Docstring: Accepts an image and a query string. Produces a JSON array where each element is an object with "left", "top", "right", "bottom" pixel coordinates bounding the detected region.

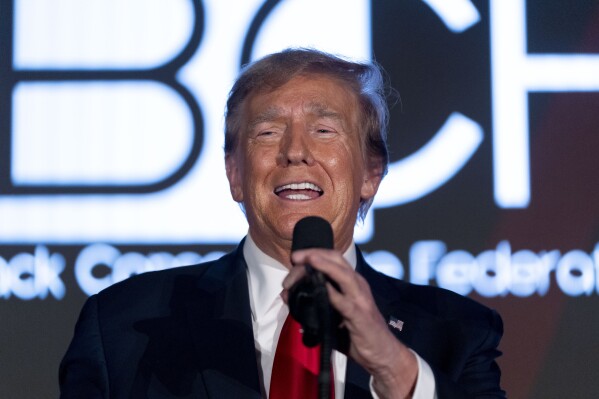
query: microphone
[{"left": 288, "top": 216, "right": 339, "bottom": 347}]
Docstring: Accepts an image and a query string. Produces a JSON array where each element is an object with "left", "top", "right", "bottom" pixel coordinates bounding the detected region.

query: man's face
[{"left": 226, "top": 74, "right": 381, "bottom": 256}]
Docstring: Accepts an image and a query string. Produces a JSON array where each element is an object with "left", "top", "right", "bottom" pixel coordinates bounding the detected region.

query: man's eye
[
  {"left": 318, "top": 127, "right": 338, "bottom": 134},
  {"left": 315, "top": 128, "right": 337, "bottom": 136}
]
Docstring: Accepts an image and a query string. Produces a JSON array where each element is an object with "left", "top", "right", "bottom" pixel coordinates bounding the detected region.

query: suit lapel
[
  {"left": 354, "top": 247, "right": 432, "bottom": 345},
  {"left": 183, "top": 241, "right": 262, "bottom": 398},
  {"left": 344, "top": 358, "right": 373, "bottom": 398},
  {"left": 351, "top": 248, "right": 460, "bottom": 388},
  {"left": 344, "top": 248, "right": 422, "bottom": 398}
]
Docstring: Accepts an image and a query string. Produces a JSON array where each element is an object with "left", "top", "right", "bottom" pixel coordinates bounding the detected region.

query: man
[{"left": 60, "top": 48, "right": 504, "bottom": 398}]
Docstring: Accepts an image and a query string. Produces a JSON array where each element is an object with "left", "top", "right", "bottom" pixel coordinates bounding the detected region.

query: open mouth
[{"left": 274, "top": 182, "right": 323, "bottom": 200}]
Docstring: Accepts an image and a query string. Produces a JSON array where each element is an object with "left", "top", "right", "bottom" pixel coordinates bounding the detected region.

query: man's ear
[
  {"left": 360, "top": 157, "right": 384, "bottom": 202},
  {"left": 225, "top": 153, "right": 244, "bottom": 202}
]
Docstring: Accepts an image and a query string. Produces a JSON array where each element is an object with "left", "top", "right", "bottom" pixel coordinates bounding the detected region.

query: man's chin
[
  {"left": 248, "top": 211, "right": 332, "bottom": 248},
  {"left": 282, "top": 212, "right": 329, "bottom": 229},
  {"left": 263, "top": 215, "right": 310, "bottom": 239}
]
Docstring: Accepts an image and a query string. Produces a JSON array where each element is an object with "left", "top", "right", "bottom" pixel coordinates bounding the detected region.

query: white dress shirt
[{"left": 243, "top": 234, "right": 436, "bottom": 398}]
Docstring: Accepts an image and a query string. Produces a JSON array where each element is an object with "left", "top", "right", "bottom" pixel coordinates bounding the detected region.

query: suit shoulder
[
  {"left": 97, "top": 261, "right": 207, "bottom": 297},
  {"left": 408, "top": 282, "right": 498, "bottom": 320},
  {"left": 371, "top": 268, "right": 501, "bottom": 329},
  {"left": 93, "top": 251, "right": 237, "bottom": 311}
]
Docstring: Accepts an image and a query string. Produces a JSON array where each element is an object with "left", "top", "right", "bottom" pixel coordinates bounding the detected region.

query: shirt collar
[
  {"left": 244, "top": 234, "right": 289, "bottom": 321},
  {"left": 243, "top": 233, "right": 357, "bottom": 321}
]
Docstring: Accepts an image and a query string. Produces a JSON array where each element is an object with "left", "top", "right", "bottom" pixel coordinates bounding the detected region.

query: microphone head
[
  {"left": 289, "top": 216, "right": 338, "bottom": 347},
  {"left": 292, "top": 216, "right": 334, "bottom": 251}
]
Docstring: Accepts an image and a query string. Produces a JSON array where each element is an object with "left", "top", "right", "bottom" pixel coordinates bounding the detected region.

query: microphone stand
[
  {"left": 316, "top": 278, "right": 334, "bottom": 399},
  {"left": 290, "top": 266, "right": 336, "bottom": 399}
]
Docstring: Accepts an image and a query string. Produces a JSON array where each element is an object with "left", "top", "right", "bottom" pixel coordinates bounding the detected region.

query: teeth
[
  {"left": 275, "top": 182, "right": 323, "bottom": 193},
  {"left": 287, "top": 194, "right": 311, "bottom": 200}
]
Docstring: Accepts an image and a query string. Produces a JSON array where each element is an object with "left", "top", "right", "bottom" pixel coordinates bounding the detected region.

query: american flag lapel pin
[{"left": 388, "top": 316, "right": 404, "bottom": 332}]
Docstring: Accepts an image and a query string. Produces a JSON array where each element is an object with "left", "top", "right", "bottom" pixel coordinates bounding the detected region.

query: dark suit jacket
[{"left": 59, "top": 241, "right": 505, "bottom": 398}]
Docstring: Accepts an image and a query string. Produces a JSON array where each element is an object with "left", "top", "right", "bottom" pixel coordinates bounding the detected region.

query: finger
[
  {"left": 292, "top": 249, "right": 350, "bottom": 271},
  {"left": 291, "top": 249, "right": 357, "bottom": 289},
  {"left": 326, "top": 276, "right": 374, "bottom": 318},
  {"left": 280, "top": 288, "right": 289, "bottom": 304},
  {"left": 301, "top": 251, "right": 363, "bottom": 297},
  {"left": 325, "top": 281, "right": 353, "bottom": 316},
  {"left": 282, "top": 263, "right": 307, "bottom": 290}
]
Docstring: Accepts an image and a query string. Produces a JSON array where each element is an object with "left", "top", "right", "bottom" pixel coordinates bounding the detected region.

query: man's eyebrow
[
  {"left": 246, "top": 102, "right": 345, "bottom": 131},
  {"left": 247, "top": 106, "right": 283, "bottom": 130},
  {"left": 305, "top": 102, "right": 344, "bottom": 120}
]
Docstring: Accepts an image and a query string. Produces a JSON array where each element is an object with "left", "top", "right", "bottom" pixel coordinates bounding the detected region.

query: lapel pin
[{"left": 388, "top": 316, "right": 404, "bottom": 332}]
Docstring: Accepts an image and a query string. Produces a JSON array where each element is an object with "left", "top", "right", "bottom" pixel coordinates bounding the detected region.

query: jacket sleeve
[
  {"left": 433, "top": 309, "right": 505, "bottom": 399},
  {"left": 59, "top": 295, "right": 110, "bottom": 399}
]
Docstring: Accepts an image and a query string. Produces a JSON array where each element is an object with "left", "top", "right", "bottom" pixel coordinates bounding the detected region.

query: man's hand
[{"left": 282, "top": 248, "right": 419, "bottom": 399}]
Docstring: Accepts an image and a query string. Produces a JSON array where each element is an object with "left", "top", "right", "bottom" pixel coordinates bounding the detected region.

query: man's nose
[{"left": 277, "top": 125, "right": 314, "bottom": 166}]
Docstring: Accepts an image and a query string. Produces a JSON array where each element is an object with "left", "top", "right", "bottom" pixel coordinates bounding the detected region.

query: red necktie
[{"left": 270, "top": 315, "right": 335, "bottom": 399}]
